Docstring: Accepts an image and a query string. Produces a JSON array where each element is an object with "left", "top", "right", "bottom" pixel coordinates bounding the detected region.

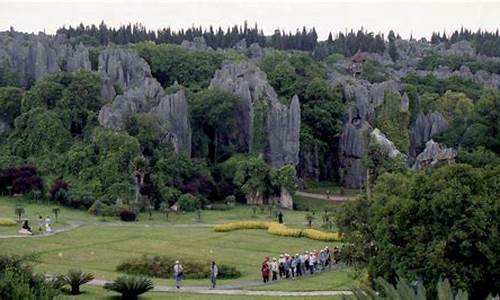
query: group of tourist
[
  {"left": 18, "top": 216, "right": 52, "bottom": 235},
  {"left": 260, "top": 246, "right": 341, "bottom": 283}
]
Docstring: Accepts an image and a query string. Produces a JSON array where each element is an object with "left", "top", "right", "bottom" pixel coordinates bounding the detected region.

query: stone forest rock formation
[
  {"left": 210, "top": 62, "right": 300, "bottom": 167},
  {"left": 97, "top": 49, "right": 191, "bottom": 154}
]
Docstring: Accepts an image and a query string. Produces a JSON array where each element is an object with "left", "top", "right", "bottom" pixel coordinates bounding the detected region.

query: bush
[
  {"left": 214, "top": 221, "right": 274, "bottom": 232},
  {"left": 0, "top": 166, "right": 43, "bottom": 195},
  {"left": 177, "top": 193, "right": 201, "bottom": 212},
  {"left": 0, "top": 255, "right": 60, "bottom": 299},
  {"left": 214, "top": 221, "right": 342, "bottom": 242},
  {"left": 119, "top": 208, "right": 137, "bottom": 222},
  {"left": 104, "top": 275, "right": 153, "bottom": 300},
  {"left": 116, "top": 255, "right": 241, "bottom": 280},
  {"left": 49, "top": 179, "right": 69, "bottom": 199},
  {"left": 0, "top": 217, "right": 17, "bottom": 226},
  {"left": 59, "top": 269, "right": 94, "bottom": 295}
]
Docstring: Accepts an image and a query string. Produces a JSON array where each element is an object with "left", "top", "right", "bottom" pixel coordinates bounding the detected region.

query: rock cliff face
[
  {"left": 370, "top": 128, "right": 402, "bottom": 158},
  {"left": 409, "top": 112, "right": 449, "bottom": 162},
  {"left": 0, "top": 31, "right": 90, "bottom": 87},
  {"left": 338, "top": 80, "right": 402, "bottom": 188},
  {"left": 97, "top": 49, "right": 191, "bottom": 154},
  {"left": 413, "top": 139, "right": 457, "bottom": 170},
  {"left": 210, "top": 62, "right": 300, "bottom": 167}
]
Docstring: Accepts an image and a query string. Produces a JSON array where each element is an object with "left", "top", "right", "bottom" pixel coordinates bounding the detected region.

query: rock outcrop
[
  {"left": 0, "top": 31, "right": 91, "bottom": 87},
  {"left": 97, "top": 49, "right": 191, "bottom": 154},
  {"left": 338, "top": 80, "right": 402, "bottom": 188},
  {"left": 413, "top": 139, "right": 457, "bottom": 170},
  {"left": 210, "top": 62, "right": 300, "bottom": 167},
  {"left": 409, "top": 111, "right": 448, "bottom": 161},
  {"left": 180, "top": 37, "right": 212, "bottom": 51},
  {"left": 370, "top": 128, "right": 402, "bottom": 158}
]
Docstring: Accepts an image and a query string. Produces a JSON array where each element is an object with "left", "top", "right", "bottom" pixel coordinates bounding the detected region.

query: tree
[
  {"left": 270, "top": 165, "right": 297, "bottom": 193},
  {"left": 231, "top": 155, "right": 269, "bottom": 204},
  {"left": 0, "top": 87, "right": 23, "bottom": 127},
  {"left": 14, "top": 204, "right": 24, "bottom": 222},
  {"left": 388, "top": 30, "right": 399, "bottom": 62},
  {"left": 52, "top": 207, "right": 60, "bottom": 223},
  {"left": 159, "top": 202, "right": 170, "bottom": 220},
  {"left": 126, "top": 114, "right": 167, "bottom": 157},
  {"left": 9, "top": 108, "right": 72, "bottom": 158},
  {"left": 131, "top": 156, "right": 149, "bottom": 203},
  {"left": 337, "top": 165, "right": 500, "bottom": 298},
  {"left": 189, "top": 88, "right": 240, "bottom": 162}
]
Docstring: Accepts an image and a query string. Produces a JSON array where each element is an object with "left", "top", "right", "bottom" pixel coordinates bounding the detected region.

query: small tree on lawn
[
  {"left": 52, "top": 207, "right": 60, "bottom": 222},
  {"left": 159, "top": 202, "right": 170, "bottom": 221},
  {"left": 14, "top": 204, "right": 25, "bottom": 222},
  {"left": 147, "top": 204, "right": 154, "bottom": 220},
  {"left": 305, "top": 213, "right": 315, "bottom": 228}
]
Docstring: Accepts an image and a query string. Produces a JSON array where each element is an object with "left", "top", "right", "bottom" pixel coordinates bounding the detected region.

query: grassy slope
[{"left": 0, "top": 196, "right": 357, "bottom": 296}]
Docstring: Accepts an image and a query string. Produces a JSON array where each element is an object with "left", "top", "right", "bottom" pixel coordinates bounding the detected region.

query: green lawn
[{"left": 0, "top": 196, "right": 357, "bottom": 298}]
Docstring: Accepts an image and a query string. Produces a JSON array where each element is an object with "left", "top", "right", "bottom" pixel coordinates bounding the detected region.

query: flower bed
[
  {"left": 0, "top": 218, "right": 17, "bottom": 226},
  {"left": 214, "top": 221, "right": 341, "bottom": 242}
]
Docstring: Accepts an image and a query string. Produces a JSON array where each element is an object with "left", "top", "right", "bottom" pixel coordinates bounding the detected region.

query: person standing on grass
[
  {"left": 261, "top": 257, "right": 270, "bottom": 283},
  {"left": 210, "top": 261, "right": 218, "bottom": 288},
  {"left": 173, "top": 260, "right": 183, "bottom": 289},
  {"left": 37, "top": 216, "right": 44, "bottom": 234},
  {"left": 271, "top": 258, "right": 278, "bottom": 281},
  {"left": 277, "top": 211, "right": 283, "bottom": 224}
]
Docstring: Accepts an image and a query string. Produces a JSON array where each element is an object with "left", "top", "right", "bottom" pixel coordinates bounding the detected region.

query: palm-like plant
[
  {"left": 61, "top": 269, "right": 94, "bottom": 295},
  {"left": 104, "top": 275, "right": 154, "bottom": 300},
  {"left": 14, "top": 205, "right": 25, "bottom": 222},
  {"left": 52, "top": 207, "right": 60, "bottom": 222},
  {"left": 343, "top": 278, "right": 470, "bottom": 300}
]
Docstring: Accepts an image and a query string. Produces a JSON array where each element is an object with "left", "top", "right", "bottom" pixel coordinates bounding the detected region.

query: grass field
[{"left": 0, "top": 196, "right": 358, "bottom": 299}]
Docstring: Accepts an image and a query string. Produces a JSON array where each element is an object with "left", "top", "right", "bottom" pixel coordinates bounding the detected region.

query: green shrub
[
  {"left": 0, "top": 255, "right": 60, "bottom": 299},
  {"left": 104, "top": 275, "right": 153, "bottom": 300},
  {"left": 116, "top": 255, "right": 241, "bottom": 280},
  {"left": 177, "top": 193, "right": 201, "bottom": 212},
  {"left": 59, "top": 269, "right": 94, "bottom": 295}
]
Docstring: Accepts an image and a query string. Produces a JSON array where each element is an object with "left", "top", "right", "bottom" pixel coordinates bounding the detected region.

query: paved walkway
[
  {"left": 296, "top": 191, "right": 353, "bottom": 202},
  {"left": 0, "top": 221, "right": 84, "bottom": 239},
  {"left": 89, "top": 279, "right": 352, "bottom": 296}
]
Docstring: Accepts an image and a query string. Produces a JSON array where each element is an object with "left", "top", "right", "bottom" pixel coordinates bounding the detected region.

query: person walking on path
[
  {"left": 173, "top": 260, "right": 183, "bottom": 289},
  {"left": 45, "top": 216, "right": 52, "bottom": 233},
  {"left": 209, "top": 261, "right": 218, "bottom": 289},
  {"left": 270, "top": 258, "right": 278, "bottom": 281},
  {"left": 295, "top": 253, "right": 302, "bottom": 277},
  {"left": 291, "top": 254, "right": 298, "bottom": 278},
  {"left": 261, "top": 257, "right": 270, "bottom": 283}
]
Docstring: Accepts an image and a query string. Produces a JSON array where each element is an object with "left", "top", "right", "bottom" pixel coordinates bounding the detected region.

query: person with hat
[
  {"left": 261, "top": 257, "right": 270, "bottom": 283},
  {"left": 291, "top": 253, "right": 298, "bottom": 278},
  {"left": 173, "top": 260, "right": 183, "bottom": 289},
  {"left": 278, "top": 254, "right": 285, "bottom": 278},
  {"left": 284, "top": 254, "right": 291, "bottom": 278},
  {"left": 270, "top": 257, "right": 279, "bottom": 281}
]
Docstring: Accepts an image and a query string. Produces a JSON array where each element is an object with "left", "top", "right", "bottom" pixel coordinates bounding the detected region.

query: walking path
[
  {"left": 296, "top": 191, "right": 353, "bottom": 202},
  {"left": 88, "top": 278, "right": 353, "bottom": 296},
  {"left": 0, "top": 221, "right": 85, "bottom": 239}
]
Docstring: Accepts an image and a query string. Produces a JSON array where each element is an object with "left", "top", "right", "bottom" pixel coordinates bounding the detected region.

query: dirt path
[
  {"left": 88, "top": 278, "right": 352, "bottom": 296},
  {"left": 296, "top": 191, "right": 353, "bottom": 202}
]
